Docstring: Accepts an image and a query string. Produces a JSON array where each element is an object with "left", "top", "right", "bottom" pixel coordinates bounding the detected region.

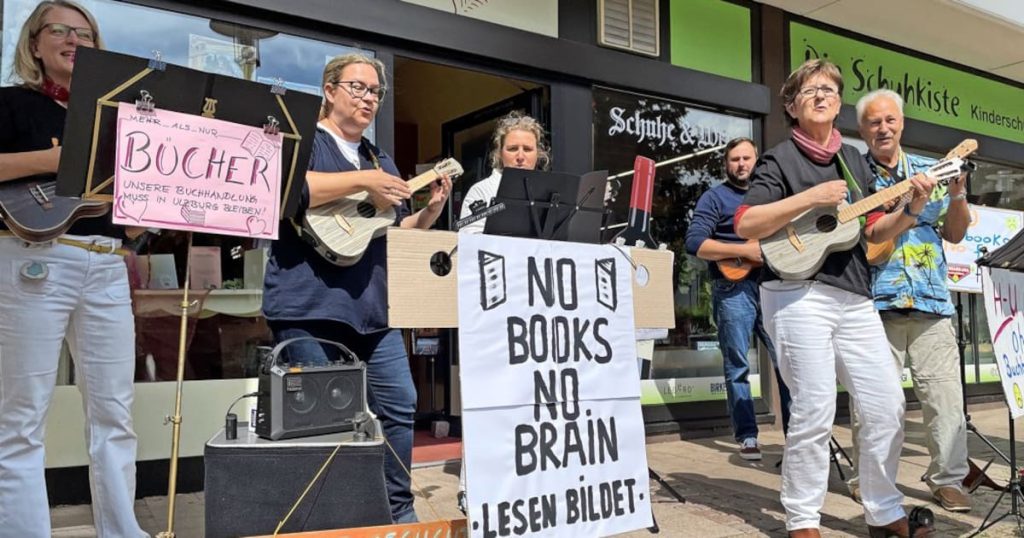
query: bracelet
[
  {"left": 950, "top": 193, "right": 967, "bottom": 202},
  {"left": 903, "top": 204, "right": 921, "bottom": 218}
]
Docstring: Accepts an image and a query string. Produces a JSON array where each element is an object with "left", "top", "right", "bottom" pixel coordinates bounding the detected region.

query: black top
[
  {"left": 0, "top": 85, "right": 118, "bottom": 237},
  {"left": 261, "top": 127, "right": 410, "bottom": 332},
  {"left": 743, "top": 139, "right": 876, "bottom": 298}
]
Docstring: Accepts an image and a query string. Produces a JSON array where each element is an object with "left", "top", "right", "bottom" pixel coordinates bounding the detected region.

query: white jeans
[
  {"left": 760, "top": 281, "right": 906, "bottom": 530},
  {"left": 0, "top": 236, "right": 145, "bottom": 537}
]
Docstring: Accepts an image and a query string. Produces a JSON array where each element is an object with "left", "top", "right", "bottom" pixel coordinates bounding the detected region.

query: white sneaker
[{"left": 739, "top": 438, "right": 762, "bottom": 461}]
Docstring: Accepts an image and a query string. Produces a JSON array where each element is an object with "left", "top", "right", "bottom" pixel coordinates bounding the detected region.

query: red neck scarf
[
  {"left": 40, "top": 78, "right": 70, "bottom": 103},
  {"left": 791, "top": 126, "right": 842, "bottom": 165}
]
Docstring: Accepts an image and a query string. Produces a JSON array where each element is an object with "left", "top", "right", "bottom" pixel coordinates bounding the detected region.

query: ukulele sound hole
[
  {"left": 357, "top": 202, "right": 377, "bottom": 219},
  {"left": 815, "top": 214, "right": 838, "bottom": 233}
]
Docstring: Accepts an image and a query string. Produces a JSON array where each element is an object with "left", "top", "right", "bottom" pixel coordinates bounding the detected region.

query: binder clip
[
  {"left": 263, "top": 115, "right": 280, "bottom": 136},
  {"left": 270, "top": 77, "right": 286, "bottom": 96},
  {"left": 135, "top": 90, "right": 155, "bottom": 113},
  {"left": 147, "top": 50, "right": 166, "bottom": 72}
]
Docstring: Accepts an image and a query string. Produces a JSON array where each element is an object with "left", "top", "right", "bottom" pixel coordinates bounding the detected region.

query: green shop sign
[{"left": 790, "top": 22, "right": 1024, "bottom": 144}]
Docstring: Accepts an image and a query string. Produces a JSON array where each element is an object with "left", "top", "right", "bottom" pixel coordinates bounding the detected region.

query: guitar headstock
[
  {"left": 944, "top": 139, "right": 978, "bottom": 161},
  {"left": 434, "top": 158, "right": 464, "bottom": 179},
  {"left": 926, "top": 158, "right": 966, "bottom": 186},
  {"left": 924, "top": 139, "right": 977, "bottom": 186}
]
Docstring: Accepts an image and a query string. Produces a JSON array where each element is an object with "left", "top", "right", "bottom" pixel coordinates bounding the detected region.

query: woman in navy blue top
[{"left": 262, "top": 53, "right": 452, "bottom": 524}]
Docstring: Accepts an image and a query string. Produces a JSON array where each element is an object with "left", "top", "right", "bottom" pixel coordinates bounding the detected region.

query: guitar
[
  {"left": 865, "top": 145, "right": 973, "bottom": 265},
  {"left": 716, "top": 240, "right": 762, "bottom": 282},
  {"left": 303, "top": 158, "right": 463, "bottom": 266},
  {"left": 0, "top": 178, "right": 110, "bottom": 243},
  {"left": 761, "top": 139, "right": 977, "bottom": 281}
]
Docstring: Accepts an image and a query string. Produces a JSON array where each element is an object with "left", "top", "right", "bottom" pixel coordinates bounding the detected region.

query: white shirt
[
  {"left": 458, "top": 169, "right": 503, "bottom": 234},
  {"left": 319, "top": 125, "right": 361, "bottom": 168}
]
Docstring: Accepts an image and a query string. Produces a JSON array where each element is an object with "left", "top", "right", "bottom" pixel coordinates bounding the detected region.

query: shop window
[
  {"left": 593, "top": 86, "right": 755, "bottom": 407},
  {"left": 598, "top": 0, "right": 660, "bottom": 57},
  {"left": 2, "top": 0, "right": 373, "bottom": 383}
]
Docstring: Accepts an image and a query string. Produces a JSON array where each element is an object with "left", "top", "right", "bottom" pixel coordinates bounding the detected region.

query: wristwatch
[
  {"left": 950, "top": 193, "right": 967, "bottom": 202},
  {"left": 903, "top": 204, "right": 921, "bottom": 218}
]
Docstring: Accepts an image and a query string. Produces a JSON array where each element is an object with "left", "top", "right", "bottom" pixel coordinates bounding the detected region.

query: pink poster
[{"left": 112, "top": 102, "right": 282, "bottom": 239}]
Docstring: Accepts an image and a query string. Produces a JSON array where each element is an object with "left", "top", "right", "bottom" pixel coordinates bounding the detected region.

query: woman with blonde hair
[
  {"left": 0, "top": 1, "right": 146, "bottom": 536},
  {"left": 457, "top": 110, "right": 550, "bottom": 234}
]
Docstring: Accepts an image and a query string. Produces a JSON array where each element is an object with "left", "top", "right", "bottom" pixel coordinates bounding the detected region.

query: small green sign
[
  {"left": 670, "top": 0, "right": 752, "bottom": 82},
  {"left": 790, "top": 22, "right": 1024, "bottom": 144}
]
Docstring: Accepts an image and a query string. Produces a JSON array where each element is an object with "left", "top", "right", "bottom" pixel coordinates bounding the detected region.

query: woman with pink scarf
[{"left": 734, "top": 59, "right": 936, "bottom": 538}]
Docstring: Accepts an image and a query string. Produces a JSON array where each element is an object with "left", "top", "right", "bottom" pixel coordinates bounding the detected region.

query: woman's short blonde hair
[
  {"left": 321, "top": 53, "right": 387, "bottom": 119},
  {"left": 780, "top": 59, "right": 843, "bottom": 126},
  {"left": 12, "top": 0, "right": 103, "bottom": 90},
  {"left": 488, "top": 111, "right": 551, "bottom": 171}
]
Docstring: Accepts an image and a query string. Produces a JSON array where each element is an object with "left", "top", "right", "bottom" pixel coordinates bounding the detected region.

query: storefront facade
[{"left": 1, "top": 0, "right": 1020, "bottom": 500}]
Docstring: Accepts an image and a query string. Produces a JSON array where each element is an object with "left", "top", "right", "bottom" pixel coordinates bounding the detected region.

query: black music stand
[
  {"left": 484, "top": 168, "right": 607, "bottom": 243},
  {"left": 971, "top": 230, "right": 1024, "bottom": 537}
]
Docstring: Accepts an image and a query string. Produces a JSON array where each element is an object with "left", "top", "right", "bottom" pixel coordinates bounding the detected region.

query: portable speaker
[{"left": 255, "top": 337, "right": 368, "bottom": 440}]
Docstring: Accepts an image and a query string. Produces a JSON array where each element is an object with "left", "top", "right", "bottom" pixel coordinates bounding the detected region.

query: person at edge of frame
[{"left": 0, "top": 1, "right": 147, "bottom": 536}]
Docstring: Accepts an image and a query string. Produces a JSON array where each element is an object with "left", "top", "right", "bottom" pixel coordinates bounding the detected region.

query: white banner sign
[
  {"left": 945, "top": 205, "right": 1023, "bottom": 293},
  {"left": 457, "top": 234, "right": 652, "bottom": 538},
  {"left": 980, "top": 267, "right": 1024, "bottom": 419}
]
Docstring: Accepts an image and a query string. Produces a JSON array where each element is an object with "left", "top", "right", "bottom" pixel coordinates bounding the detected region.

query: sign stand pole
[
  {"left": 970, "top": 408, "right": 1024, "bottom": 536},
  {"left": 156, "top": 231, "right": 193, "bottom": 538}
]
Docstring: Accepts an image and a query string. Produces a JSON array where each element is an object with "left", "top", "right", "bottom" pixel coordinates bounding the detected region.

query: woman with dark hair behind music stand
[{"left": 0, "top": 1, "right": 146, "bottom": 536}]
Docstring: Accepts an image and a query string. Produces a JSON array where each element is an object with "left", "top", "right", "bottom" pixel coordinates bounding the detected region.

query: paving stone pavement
[{"left": 51, "top": 402, "right": 1024, "bottom": 536}]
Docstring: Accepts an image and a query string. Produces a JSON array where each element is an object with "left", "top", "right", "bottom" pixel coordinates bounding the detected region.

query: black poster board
[
  {"left": 57, "top": 48, "right": 319, "bottom": 219},
  {"left": 484, "top": 168, "right": 607, "bottom": 244}
]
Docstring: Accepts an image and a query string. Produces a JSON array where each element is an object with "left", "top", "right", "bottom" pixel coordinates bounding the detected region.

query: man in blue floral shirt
[{"left": 847, "top": 89, "right": 971, "bottom": 513}]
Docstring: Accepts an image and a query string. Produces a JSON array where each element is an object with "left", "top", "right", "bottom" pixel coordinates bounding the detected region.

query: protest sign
[
  {"left": 981, "top": 267, "right": 1024, "bottom": 418},
  {"left": 112, "top": 102, "right": 282, "bottom": 238},
  {"left": 457, "top": 234, "right": 652, "bottom": 537}
]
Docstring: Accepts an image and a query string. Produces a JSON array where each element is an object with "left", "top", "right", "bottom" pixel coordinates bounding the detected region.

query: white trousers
[
  {"left": 760, "top": 281, "right": 906, "bottom": 530},
  {"left": 0, "top": 237, "right": 145, "bottom": 537}
]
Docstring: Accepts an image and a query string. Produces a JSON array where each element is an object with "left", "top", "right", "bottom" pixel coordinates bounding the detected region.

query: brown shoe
[
  {"left": 933, "top": 486, "right": 971, "bottom": 512},
  {"left": 788, "top": 529, "right": 821, "bottom": 538}
]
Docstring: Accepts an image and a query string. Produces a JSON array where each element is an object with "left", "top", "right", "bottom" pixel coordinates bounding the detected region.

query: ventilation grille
[{"left": 599, "top": 0, "right": 660, "bottom": 57}]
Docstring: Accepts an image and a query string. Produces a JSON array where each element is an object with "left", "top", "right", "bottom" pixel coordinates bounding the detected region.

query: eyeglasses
[
  {"left": 334, "top": 80, "right": 386, "bottom": 101},
  {"left": 798, "top": 85, "right": 839, "bottom": 99},
  {"left": 38, "top": 23, "right": 95, "bottom": 43}
]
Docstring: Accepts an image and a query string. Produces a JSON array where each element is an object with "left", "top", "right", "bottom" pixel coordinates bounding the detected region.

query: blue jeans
[
  {"left": 712, "top": 278, "right": 791, "bottom": 441},
  {"left": 269, "top": 320, "right": 418, "bottom": 523}
]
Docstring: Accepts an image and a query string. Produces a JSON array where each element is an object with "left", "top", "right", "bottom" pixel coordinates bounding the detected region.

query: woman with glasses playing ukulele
[
  {"left": 0, "top": 2, "right": 146, "bottom": 536},
  {"left": 735, "top": 59, "right": 936, "bottom": 538}
]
